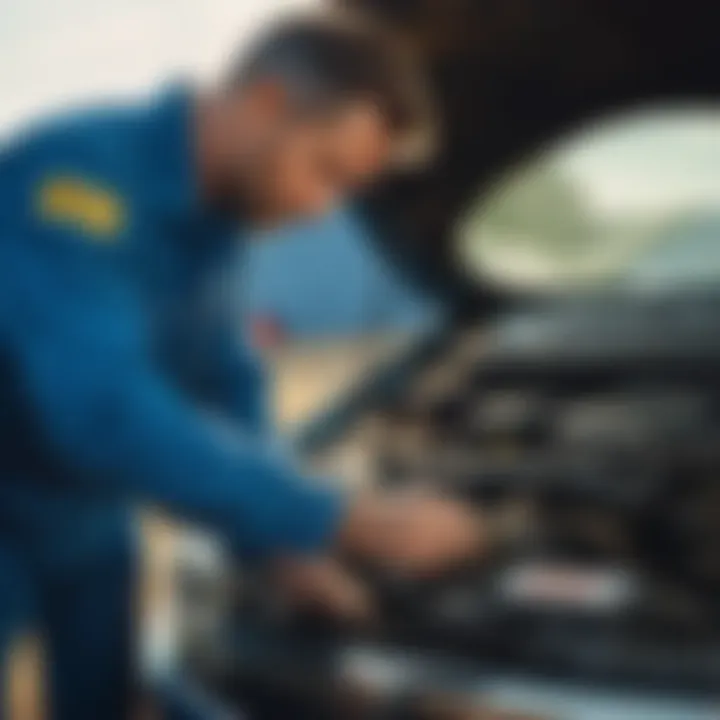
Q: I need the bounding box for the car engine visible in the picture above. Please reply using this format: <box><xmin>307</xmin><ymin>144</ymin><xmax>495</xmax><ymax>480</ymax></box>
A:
<box><xmin>334</xmin><ymin>299</ymin><xmax>720</xmax><ymax>691</ymax></box>
<box><xmin>180</xmin><ymin>297</ymin><xmax>720</xmax><ymax>716</ymax></box>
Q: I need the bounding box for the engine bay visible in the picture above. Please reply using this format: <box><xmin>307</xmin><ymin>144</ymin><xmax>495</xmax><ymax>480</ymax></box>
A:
<box><xmin>323</xmin><ymin>305</ymin><xmax>720</xmax><ymax>681</ymax></box>
<box><xmin>287</xmin><ymin>298</ymin><xmax>720</xmax><ymax>692</ymax></box>
<box><xmin>355</xmin><ymin>381</ymin><xmax>720</xmax><ymax>688</ymax></box>
<box><xmin>181</xmin><ymin>301</ymin><xmax>720</xmax><ymax>716</ymax></box>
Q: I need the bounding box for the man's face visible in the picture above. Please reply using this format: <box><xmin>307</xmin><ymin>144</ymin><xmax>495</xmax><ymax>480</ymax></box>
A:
<box><xmin>227</xmin><ymin>87</ymin><xmax>394</xmax><ymax>225</ymax></box>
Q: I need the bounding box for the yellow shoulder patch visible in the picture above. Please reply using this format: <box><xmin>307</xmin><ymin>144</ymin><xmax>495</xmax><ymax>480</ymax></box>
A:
<box><xmin>37</xmin><ymin>176</ymin><xmax>126</xmax><ymax>240</ymax></box>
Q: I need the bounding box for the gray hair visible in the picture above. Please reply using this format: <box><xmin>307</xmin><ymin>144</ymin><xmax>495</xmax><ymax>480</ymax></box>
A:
<box><xmin>226</xmin><ymin>11</ymin><xmax>437</xmax><ymax>168</ymax></box>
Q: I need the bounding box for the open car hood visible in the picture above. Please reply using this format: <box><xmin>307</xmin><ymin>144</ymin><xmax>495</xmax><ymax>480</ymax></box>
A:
<box><xmin>340</xmin><ymin>0</ymin><xmax>720</xmax><ymax>317</ymax></box>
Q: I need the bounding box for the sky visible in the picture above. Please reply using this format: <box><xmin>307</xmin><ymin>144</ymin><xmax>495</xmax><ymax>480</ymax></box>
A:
<box><xmin>0</xmin><ymin>0</ymin><xmax>314</xmax><ymax>133</ymax></box>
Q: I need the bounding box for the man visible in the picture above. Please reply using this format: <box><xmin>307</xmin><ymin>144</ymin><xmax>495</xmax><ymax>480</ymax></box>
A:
<box><xmin>0</xmin><ymin>13</ymin><xmax>485</xmax><ymax>719</ymax></box>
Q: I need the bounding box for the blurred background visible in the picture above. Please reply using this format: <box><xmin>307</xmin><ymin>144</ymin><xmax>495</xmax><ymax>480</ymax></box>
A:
<box><xmin>3</xmin><ymin>1</ymin><xmax>719</xmax><ymax>397</ymax></box>
<box><xmin>3</xmin><ymin>0</ymin><xmax>720</xmax><ymax>718</ymax></box>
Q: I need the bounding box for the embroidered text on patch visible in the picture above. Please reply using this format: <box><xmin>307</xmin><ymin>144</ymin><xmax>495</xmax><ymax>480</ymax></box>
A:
<box><xmin>38</xmin><ymin>177</ymin><xmax>125</xmax><ymax>239</ymax></box>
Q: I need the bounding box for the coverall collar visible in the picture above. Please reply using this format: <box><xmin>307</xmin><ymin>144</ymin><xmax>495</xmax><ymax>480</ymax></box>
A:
<box><xmin>145</xmin><ymin>83</ymin><xmax>248</xmax><ymax>245</ymax></box>
<box><xmin>145</xmin><ymin>82</ymin><xmax>206</xmax><ymax>220</ymax></box>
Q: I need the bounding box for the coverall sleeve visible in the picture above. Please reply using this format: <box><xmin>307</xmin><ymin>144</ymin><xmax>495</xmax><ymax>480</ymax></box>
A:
<box><xmin>203</xmin><ymin>317</ymin><xmax>273</xmax><ymax>437</ymax></box>
<box><xmin>0</xmin><ymin>223</ymin><xmax>346</xmax><ymax>560</ymax></box>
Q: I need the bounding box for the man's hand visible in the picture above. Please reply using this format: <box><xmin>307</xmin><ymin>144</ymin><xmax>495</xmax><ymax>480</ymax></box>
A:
<box><xmin>339</xmin><ymin>491</ymin><xmax>487</xmax><ymax>576</ymax></box>
<box><xmin>272</xmin><ymin>556</ymin><xmax>374</xmax><ymax>623</ymax></box>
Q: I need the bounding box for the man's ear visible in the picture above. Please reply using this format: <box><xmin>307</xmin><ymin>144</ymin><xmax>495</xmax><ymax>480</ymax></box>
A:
<box><xmin>245</xmin><ymin>78</ymin><xmax>289</xmax><ymax>124</ymax></box>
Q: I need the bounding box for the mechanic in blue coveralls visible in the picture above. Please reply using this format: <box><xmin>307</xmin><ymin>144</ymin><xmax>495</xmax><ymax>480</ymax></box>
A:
<box><xmin>0</xmin><ymin>14</ymin><xmax>488</xmax><ymax>720</ymax></box>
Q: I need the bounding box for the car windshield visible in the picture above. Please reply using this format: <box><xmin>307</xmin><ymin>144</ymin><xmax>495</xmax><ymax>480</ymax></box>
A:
<box><xmin>456</xmin><ymin>106</ymin><xmax>720</xmax><ymax>291</ymax></box>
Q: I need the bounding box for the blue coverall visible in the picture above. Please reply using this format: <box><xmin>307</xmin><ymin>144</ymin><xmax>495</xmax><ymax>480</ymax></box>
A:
<box><xmin>0</xmin><ymin>85</ymin><xmax>344</xmax><ymax>719</ymax></box>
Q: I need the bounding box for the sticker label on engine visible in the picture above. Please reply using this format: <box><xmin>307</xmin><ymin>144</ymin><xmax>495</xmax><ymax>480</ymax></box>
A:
<box><xmin>498</xmin><ymin>562</ymin><xmax>636</xmax><ymax>612</ymax></box>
